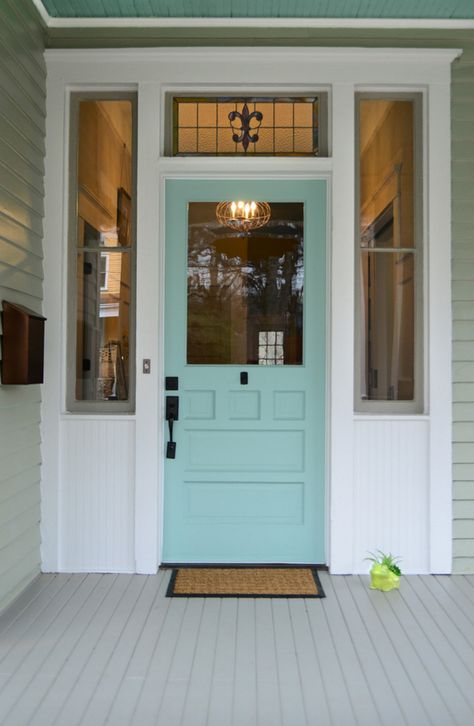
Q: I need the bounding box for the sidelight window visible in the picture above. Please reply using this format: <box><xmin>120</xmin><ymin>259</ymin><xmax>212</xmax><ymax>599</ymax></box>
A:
<box><xmin>67</xmin><ymin>95</ymin><xmax>136</xmax><ymax>412</ymax></box>
<box><xmin>356</xmin><ymin>95</ymin><xmax>422</xmax><ymax>411</ymax></box>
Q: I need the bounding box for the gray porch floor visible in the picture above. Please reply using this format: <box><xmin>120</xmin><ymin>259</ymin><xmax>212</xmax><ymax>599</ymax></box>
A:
<box><xmin>0</xmin><ymin>572</ymin><xmax>474</xmax><ymax>725</ymax></box>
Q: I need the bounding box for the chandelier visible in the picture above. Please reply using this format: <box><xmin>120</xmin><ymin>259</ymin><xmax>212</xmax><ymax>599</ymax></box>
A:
<box><xmin>215</xmin><ymin>200</ymin><xmax>271</xmax><ymax>232</ymax></box>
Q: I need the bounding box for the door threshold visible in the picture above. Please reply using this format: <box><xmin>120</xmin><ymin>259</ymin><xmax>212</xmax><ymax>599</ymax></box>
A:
<box><xmin>160</xmin><ymin>562</ymin><xmax>329</xmax><ymax>571</ymax></box>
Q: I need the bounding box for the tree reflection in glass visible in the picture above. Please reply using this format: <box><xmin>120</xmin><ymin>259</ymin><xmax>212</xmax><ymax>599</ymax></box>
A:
<box><xmin>187</xmin><ymin>202</ymin><xmax>304</xmax><ymax>365</ymax></box>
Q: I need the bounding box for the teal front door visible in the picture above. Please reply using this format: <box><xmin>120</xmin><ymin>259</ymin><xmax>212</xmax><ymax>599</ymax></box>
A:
<box><xmin>163</xmin><ymin>179</ymin><xmax>326</xmax><ymax>564</ymax></box>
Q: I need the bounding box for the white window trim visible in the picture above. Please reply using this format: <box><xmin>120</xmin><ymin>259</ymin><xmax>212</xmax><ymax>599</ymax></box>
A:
<box><xmin>42</xmin><ymin>47</ymin><xmax>460</xmax><ymax>575</ymax></box>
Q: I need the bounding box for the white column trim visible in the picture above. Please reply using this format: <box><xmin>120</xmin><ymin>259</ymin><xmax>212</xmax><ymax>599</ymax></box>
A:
<box><xmin>134</xmin><ymin>83</ymin><xmax>162</xmax><ymax>574</ymax></box>
<box><xmin>329</xmin><ymin>82</ymin><xmax>356</xmax><ymax>574</ymax></box>
<box><xmin>427</xmin><ymin>80</ymin><xmax>453</xmax><ymax>573</ymax></box>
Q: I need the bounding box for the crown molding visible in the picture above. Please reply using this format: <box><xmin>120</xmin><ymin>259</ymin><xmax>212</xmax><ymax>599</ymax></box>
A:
<box><xmin>30</xmin><ymin>1</ymin><xmax>474</xmax><ymax>30</ymax></box>
<box><xmin>44</xmin><ymin>46</ymin><xmax>463</xmax><ymax>66</ymax></box>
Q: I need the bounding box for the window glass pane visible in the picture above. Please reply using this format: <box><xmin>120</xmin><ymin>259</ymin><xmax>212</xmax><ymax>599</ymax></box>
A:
<box><xmin>173</xmin><ymin>97</ymin><xmax>319</xmax><ymax>156</ymax></box>
<box><xmin>74</xmin><ymin>99</ymin><xmax>134</xmax><ymax>403</ymax></box>
<box><xmin>358</xmin><ymin>98</ymin><xmax>417</xmax><ymax>403</ymax></box>
<box><xmin>359</xmin><ymin>100</ymin><xmax>414</xmax><ymax>250</ymax></box>
<box><xmin>187</xmin><ymin>202</ymin><xmax>304</xmax><ymax>365</ymax></box>
<box><xmin>76</xmin><ymin>249</ymin><xmax>131</xmax><ymax>401</ymax></box>
<box><xmin>360</xmin><ymin>251</ymin><xmax>414</xmax><ymax>401</ymax></box>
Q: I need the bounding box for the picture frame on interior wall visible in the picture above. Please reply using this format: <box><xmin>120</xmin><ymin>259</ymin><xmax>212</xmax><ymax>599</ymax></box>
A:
<box><xmin>117</xmin><ymin>187</ymin><xmax>132</xmax><ymax>246</ymax></box>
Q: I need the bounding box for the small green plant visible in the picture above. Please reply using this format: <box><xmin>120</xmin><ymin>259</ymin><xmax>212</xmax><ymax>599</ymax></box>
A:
<box><xmin>366</xmin><ymin>550</ymin><xmax>402</xmax><ymax>576</ymax></box>
<box><xmin>366</xmin><ymin>550</ymin><xmax>402</xmax><ymax>591</ymax></box>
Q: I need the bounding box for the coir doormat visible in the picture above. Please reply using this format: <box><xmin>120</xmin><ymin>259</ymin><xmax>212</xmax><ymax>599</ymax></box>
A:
<box><xmin>166</xmin><ymin>567</ymin><xmax>325</xmax><ymax>598</ymax></box>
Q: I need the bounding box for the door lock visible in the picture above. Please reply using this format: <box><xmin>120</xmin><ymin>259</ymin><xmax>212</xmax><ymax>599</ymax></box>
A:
<box><xmin>165</xmin><ymin>396</ymin><xmax>179</xmax><ymax>422</ymax></box>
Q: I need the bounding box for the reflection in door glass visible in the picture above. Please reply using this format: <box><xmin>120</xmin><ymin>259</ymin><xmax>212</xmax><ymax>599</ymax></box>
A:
<box><xmin>187</xmin><ymin>202</ymin><xmax>304</xmax><ymax>365</ymax></box>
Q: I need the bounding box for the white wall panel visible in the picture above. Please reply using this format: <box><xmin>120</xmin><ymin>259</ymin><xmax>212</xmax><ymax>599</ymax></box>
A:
<box><xmin>353</xmin><ymin>419</ymin><xmax>430</xmax><ymax>573</ymax></box>
<box><xmin>60</xmin><ymin>419</ymin><xmax>135</xmax><ymax>572</ymax></box>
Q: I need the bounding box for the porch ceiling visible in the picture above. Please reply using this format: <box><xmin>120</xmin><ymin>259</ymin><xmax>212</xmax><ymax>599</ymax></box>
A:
<box><xmin>36</xmin><ymin>0</ymin><xmax>474</xmax><ymax>20</ymax></box>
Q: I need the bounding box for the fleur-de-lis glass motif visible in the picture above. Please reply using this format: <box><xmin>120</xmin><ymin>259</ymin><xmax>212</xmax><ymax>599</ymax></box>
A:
<box><xmin>228</xmin><ymin>103</ymin><xmax>263</xmax><ymax>152</ymax></box>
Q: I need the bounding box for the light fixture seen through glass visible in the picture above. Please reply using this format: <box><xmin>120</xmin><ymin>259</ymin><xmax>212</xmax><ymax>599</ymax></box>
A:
<box><xmin>216</xmin><ymin>200</ymin><xmax>271</xmax><ymax>231</ymax></box>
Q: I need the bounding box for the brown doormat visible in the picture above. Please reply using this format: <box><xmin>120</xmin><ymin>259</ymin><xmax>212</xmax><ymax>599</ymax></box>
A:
<box><xmin>166</xmin><ymin>567</ymin><xmax>325</xmax><ymax>598</ymax></box>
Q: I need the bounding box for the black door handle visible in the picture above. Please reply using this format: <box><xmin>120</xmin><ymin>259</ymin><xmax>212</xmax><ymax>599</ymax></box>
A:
<box><xmin>166</xmin><ymin>396</ymin><xmax>179</xmax><ymax>459</ymax></box>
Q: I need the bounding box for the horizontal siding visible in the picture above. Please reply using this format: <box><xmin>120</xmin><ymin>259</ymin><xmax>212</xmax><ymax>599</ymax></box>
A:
<box><xmin>452</xmin><ymin>49</ymin><xmax>474</xmax><ymax>573</ymax></box>
<box><xmin>0</xmin><ymin>0</ymin><xmax>45</xmax><ymax>614</ymax></box>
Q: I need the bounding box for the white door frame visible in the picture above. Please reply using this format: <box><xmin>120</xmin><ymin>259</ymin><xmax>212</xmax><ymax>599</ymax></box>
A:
<box><xmin>42</xmin><ymin>47</ymin><xmax>459</xmax><ymax>574</ymax></box>
<box><xmin>158</xmin><ymin>164</ymin><xmax>332</xmax><ymax>564</ymax></box>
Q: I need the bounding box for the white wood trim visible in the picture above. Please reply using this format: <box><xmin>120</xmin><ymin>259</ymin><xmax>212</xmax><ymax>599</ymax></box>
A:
<box><xmin>354</xmin><ymin>415</ymin><xmax>430</xmax><ymax>422</ymax></box>
<box><xmin>45</xmin><ymin>47</ymin><xmax>462</xmax><ymax>66</ymax></box>
<box><xmin>427</xmin><ymin>81</ymin><xmax>453</xmax><ymax>573</ymax></box>
<box><xmin>42</xmin><ymin>46</ymin><xmax>457</xmax><ymax>574</ymax></box>
<box><xmin>157</xmin><ymin>157</ymin><xmax>334</xmax><ymax>176</ymax></box>
<box><xmin>29</xmin><ymin>3</ymin><xmax>474</xmax><ymax>31</ymax></box>
<box><xmin>30</xmin><ymin>0</ymin><xmax>50</xmax><ymax>26</ymax></box>
<box><xmin>329</xmin><ymin>82</ymin><xmax>356</xmax><ymax>574</ymax></box>
<box><xmin>134</xmin><ymin>83</ymin><xmax>162</xmax><ymax>574</ymax></box>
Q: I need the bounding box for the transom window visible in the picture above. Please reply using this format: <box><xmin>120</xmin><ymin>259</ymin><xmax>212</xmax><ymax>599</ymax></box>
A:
<box><xmin>173</xmin><ymin>96</ymin><xmax>320</xmax><ymax>156</ymax></box>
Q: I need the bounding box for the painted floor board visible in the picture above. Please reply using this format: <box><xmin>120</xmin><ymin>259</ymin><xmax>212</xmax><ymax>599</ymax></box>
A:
<box><xmin>329</xmin><ymin>575</ymin><xmax>407</xmax><ymax>725</ymax></box>
<box><xmin>1</xmin><ymin>574</ymin><xmax>474</xmax><ymax>726</ymax></box>
<box><xmin>348</xmin><ymin>576</ymin><xmax>429</xmax><ymax>726</ymax></box>
<box><xmin>180</xmin><ymin>598</ymin><xmax>221</xmax><ymax>726</ymax></box>
<box><xmin>206</xmin><ymin>598</ymin><xmax>238</xmax><ymax>726</ymax></box>
<box><xmin>320</xmin><ymin>573</ymin><xmax>381</xmax><ymax>725</ymax></box>
<box><xmin>254</xmin><ymin>599</ymin><xmax>283</xmax><ymax>726</ymax></box>
<box><xmin>288</xmin><ymin>599</ymin><xmax>332</xmax><ymax>725</ymax></box>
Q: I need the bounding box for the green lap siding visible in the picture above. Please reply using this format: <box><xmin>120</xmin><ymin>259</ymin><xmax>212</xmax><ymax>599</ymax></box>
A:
<box><xmin>452</xmin><ymin>39</ymin><xmax>474</xmax><ymax>573</ymax></box>
<box><xmin>0</xmin><ymin>0</ymin><xmax>46</xmax><ymax>612</ymax></box>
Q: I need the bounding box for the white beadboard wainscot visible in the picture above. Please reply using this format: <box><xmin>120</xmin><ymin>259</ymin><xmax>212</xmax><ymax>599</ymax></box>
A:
<box><xmin>59</xmin><ymin>418</ymin><xmax>136</xmax><ymax>572</ymax></box>
<box><xmin>353</xmin><ymin>418</ymin><xmax>430</xmax><ymax>573</ymax></box>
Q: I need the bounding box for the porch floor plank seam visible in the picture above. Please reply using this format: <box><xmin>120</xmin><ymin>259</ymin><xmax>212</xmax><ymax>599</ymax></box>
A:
<box><xmin>0</xmin><ymin>573</ymin><xmax>474</xmax><ymax>726</ymax></box>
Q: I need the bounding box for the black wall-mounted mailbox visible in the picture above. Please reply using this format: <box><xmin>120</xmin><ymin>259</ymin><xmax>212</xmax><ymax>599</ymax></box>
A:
<box><xmin>1</xmin><ymin>301</ymin><xmax>46</xmax><ymax>385</ymax></box>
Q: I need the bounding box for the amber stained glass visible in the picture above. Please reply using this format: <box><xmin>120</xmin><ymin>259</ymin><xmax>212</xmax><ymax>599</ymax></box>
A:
<box><xmin>173</xmin><ymin>97</ymin><xmax>318</xmax><ymax>156</ymax></box>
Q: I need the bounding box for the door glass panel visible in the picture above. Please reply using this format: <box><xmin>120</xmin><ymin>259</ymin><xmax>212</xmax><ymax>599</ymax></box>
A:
<box><xmin>187</xmin><ymin>202</ymin><xmax>304</xmax><ymax>365</ymax></box>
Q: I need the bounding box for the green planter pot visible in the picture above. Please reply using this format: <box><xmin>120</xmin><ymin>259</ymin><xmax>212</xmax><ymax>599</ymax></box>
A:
<box><xmin>369</xmin><ymin>563</ymin><xmax>401</xmax><ymax>592</ymax></box>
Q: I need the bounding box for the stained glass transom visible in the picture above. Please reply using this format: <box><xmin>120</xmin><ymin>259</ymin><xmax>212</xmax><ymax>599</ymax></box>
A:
<box><xmin>173</xmin><ymin>97</ymin><xmax>319</xmax><ymax>156</ymax></box>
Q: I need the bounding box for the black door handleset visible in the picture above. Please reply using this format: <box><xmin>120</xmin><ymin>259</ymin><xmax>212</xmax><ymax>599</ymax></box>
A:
<box><xmin>166</xmin><ymin>395</ymin><xmax>179</xmax><ymax>459</ymax></box>
<box><xmin>165</xmin><ymin>371</ymin><xmax>246</xmax><ymax>460</ymax></box>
